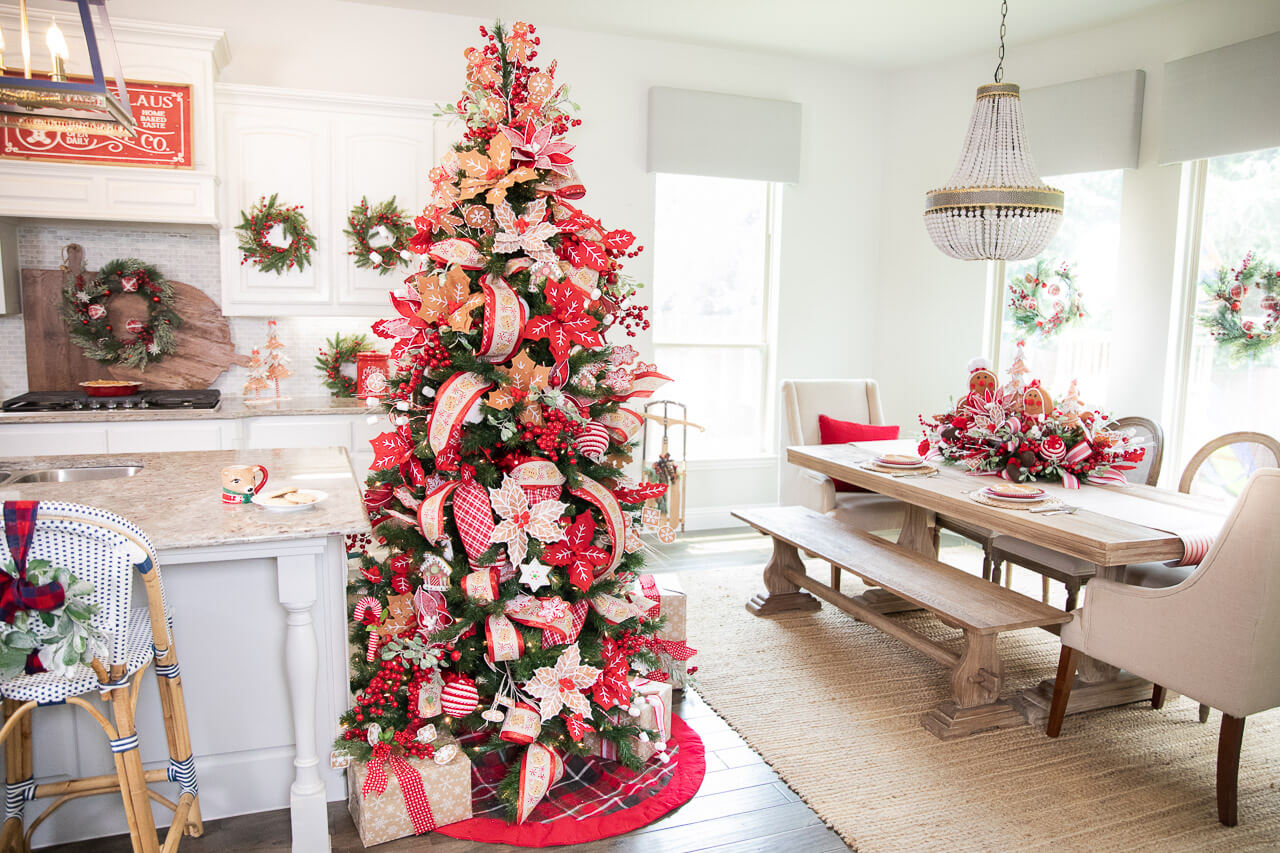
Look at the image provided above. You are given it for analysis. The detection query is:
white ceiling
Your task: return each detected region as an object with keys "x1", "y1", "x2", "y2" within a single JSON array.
[{"x1": 351, "y1": 0, "x2": 1190, "y2": 69}]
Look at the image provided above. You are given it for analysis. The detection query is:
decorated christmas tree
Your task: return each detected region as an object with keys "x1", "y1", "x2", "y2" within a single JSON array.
[
  {"x1": 264, "y1": 319, "x2": 292, "y2": 399},
  {"x1": 243, "y1": 347, "x2": 269, "y2": 400},
  {"x1": 335, "y1": 20, "x2": 679, "y2": 824}
]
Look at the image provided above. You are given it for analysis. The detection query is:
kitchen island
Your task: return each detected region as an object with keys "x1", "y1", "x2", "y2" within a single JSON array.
[{"x1": 0, "y1": 446, "x2": 368, "y2": 852}]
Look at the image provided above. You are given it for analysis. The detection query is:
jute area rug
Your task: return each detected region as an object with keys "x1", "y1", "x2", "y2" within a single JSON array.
[{"x1": 682, "y1": 564, "x2": 1280, "y2": 852}]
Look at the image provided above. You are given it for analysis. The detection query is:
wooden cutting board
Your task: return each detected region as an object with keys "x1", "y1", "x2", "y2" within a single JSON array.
[{"x1": 22, "y1": 244, "x2": 248, "y2": 391}]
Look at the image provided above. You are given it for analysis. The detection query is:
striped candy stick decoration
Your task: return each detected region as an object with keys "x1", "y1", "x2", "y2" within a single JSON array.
[{"x1": 353, "y1": 596, "x2": 383, "y2": 662}]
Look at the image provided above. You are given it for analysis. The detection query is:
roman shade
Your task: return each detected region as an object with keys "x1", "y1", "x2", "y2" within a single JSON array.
[
  {"x1": 647, "y1": 86, "x2": 801, "y2": 183},
  {"x1": 1021, "y1": 71, "x2": 1145, "y2": 176},
  {"x1": 1159, "y1": 32, "x2": 1280, "y2": 164}
]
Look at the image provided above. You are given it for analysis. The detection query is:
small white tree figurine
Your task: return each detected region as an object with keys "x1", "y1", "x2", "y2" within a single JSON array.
[
  {"x1": 264, "y1": 319, "x2": 292, "y2": 401},
  {"x1": 1005, "y1": 339, "x2": 1031, "y2": 394},
  {"x1": 1057, "y1": 378, "x2": 1085, "y2": 428},
  {"x1": 243, "y1": 347, "x2": 269, "y2": 400}
]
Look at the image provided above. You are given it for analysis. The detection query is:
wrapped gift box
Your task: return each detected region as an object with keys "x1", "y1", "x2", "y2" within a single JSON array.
[
  {"x1": 347, "y1": 733, "x2": 472, "y2": 847},
  {"x1": 584, "y1": 677, "x2": 673, "y2": 763},
  {"x1": 629, "y1": 573, "x2": 694, "y2": 688}
]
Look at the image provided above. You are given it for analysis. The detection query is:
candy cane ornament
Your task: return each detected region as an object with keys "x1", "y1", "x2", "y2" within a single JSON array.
[{"x1": 353, "y1": 596, "x2": 384, "y2": 661}]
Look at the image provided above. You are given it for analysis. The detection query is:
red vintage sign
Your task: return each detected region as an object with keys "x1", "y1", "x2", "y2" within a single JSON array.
[{"x1": 0, "y1": 77, "x2": 193, "y2": 169}]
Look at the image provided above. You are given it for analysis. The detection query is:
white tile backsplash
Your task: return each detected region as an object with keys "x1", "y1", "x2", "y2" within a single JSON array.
[{"x1": 2, "y1": 220, "x2": 381, "y2": 400}]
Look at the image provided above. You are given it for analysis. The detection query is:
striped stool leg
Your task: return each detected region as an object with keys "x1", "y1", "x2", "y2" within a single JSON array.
[
  {"x1": 1, "y1": 699, "x2": 32, "y2": 853},
  {"x1": 106, "y1": 671, "x2": 160, "y2": 853},
  {"x1": 153, "y1": 646, "x2": 202, "y2": 836}
]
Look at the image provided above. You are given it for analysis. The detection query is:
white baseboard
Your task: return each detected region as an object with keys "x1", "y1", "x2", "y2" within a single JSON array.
[{"x1": 681, "y1": 502, "x2": 776, "y2": 532}]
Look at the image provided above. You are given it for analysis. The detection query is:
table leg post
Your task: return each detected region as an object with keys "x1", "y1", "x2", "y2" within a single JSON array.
[
  {"x1": 276, "y1": 553, "x2": 332, "y2": 853},
  {"x1": 747, "y1": 538, "x2": 820, "y2": 616},
  {"x1": 922, "y1": 630, "x2": 1026, "y2": 739}
]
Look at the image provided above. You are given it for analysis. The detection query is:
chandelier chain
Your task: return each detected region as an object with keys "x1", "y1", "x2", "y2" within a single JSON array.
[{"x1": 995, "y1": 0, "x2": 1008, "y2": 83}]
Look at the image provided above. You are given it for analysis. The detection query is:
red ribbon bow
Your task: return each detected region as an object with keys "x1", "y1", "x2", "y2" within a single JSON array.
[
  {"x1": 362, "y1": 743, "x2": 437, "y2": 835},
  {"x1": 1, "y1": 502, "x2": 66, "y2": 625}
]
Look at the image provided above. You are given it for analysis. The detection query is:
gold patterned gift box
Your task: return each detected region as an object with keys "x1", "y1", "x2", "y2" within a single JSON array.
[
  {"x1": 584, "y1": 677, "x2": 673, "y2": 763},
  {"x1": 347, "y1": 733, "x2": 472, "y2": 847},
  {"x1": 630, "y1": 573, "x2": 694, "y2": 688}
]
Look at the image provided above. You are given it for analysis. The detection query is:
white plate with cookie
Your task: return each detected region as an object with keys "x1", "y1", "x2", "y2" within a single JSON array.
[{"x1": 253, "y1": 487, "x2": 328, "y2": 512}]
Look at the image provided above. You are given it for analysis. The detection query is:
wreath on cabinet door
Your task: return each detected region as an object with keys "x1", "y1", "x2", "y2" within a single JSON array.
[
  {"x1": 1199, "y1": 252, "x2": 1280, "y2": 363},
  {"x1": 344, "y1": 196, "x2": 415, "y2": 275},
  {"x1": 61, "y1": 258, "x2": 182, "y2": 369},
  {"x1": 1006, "y1": 259, "x2": 1086, "y2": 339},
  {"x1": 234, "y1": 193, "x2": 316, "y2": 275}
]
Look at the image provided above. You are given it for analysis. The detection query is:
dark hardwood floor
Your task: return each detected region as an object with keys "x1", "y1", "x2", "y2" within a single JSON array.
[{"x1": 44, "y1": 533, "x2": 848, "y2": 852}]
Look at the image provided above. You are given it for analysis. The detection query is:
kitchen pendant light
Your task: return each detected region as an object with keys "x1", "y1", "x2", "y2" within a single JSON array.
[
  {"x1": 924, "y1": 0, "x2": 1062, "y2": 261},
  {"x1": 0, "y1": 0, "x2": 135, "y2": 138}
]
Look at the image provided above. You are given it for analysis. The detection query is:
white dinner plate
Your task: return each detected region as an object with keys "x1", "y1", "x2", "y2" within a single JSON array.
[
  {"x1": 252, "y1": 488, "x2": 328, "y2": 512},
  {"x1": 982, "y1": 485, "x2": 1045, "y2": 501},
  {"x1": 875, "y1": 455, "x2": 927, "y2": 468}
]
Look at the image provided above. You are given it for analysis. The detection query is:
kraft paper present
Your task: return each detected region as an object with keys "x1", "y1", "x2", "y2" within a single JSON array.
[
  {"x1": 584, "y1": 677, "x2": 673, "y2": 763},
  {"x1": 347, "y1": 733, "x2": 472, "y2": 847},
  {"x1": 632, "y1": 573, "x2": 691, "y2": 688}
]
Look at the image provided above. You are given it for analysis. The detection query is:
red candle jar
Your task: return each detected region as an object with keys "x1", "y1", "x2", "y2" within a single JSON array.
[{"x1": 356, "y1": 351, "x2": 391, "y2": 398}]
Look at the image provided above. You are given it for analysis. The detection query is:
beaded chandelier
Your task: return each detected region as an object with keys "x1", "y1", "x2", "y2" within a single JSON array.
[{"x1": 924, "y1": 1, "x2": 1063, "y2": 261}]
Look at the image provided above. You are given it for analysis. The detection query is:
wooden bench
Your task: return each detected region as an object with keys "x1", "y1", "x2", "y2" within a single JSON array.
[{"x1": 733, "y1": 505, "x2": 1072, "y2": 739}]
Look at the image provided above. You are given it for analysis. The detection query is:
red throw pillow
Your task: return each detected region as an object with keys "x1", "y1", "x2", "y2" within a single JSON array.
[{"x1": 817, "y1": 415, "x2": 900, "y2": 492}]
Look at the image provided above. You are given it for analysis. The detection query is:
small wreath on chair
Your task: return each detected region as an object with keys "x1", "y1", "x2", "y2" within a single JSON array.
[
  {"x1": 61, "y1": 259, "x2": 181, "y2": 369},
  {"x1": 315, "y1": 333, "x2": 372, "y2": 398},
  {"x1": 235, "y1": 193, "x2": 316, "y2": 275},
  {"x1": 1199, "y1": 252, "x2": 1280, "y2": 363},
  {"x1": 1007, "y1": 259, "x2": 1086, "y2": 339},
  {"x1": 0, "y1": 556, "x2": 104, "y2": 681},
  {"x1": 344, "y1": 196, "x2": 415, "y2": 275}
]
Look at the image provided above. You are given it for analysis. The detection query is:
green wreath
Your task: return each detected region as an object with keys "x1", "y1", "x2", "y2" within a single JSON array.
[
  {"x1": 344, "y1": 196, "x2": 414, "y2": 275},
  {"x1": 61, "y1": 259, "x2": 181, "y2": 369},
  {"x1": 1199, "y1": 252, "x2": 1280, "y2": 363},
  {"x1": 235, "y1": 193, "x2": 316, "y2": 275},
  {"x1": 315, "y1": 333, "x2": 372, "y2": 397},
  {"x1": 1007, "y1": 259, "x2": 1085, "y2": 339},
  {"x1": 0, "y1": 557, "x2": 104, "y2": 681}
]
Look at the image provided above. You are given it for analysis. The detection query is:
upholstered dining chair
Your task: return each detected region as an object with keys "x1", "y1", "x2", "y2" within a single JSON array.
[
  {"x1": 779, "y1": 379, "x2": 905, "y2": 587},
  {"x1": 988, "y1": 415, "x2": 1166, "y2": 610},
  {"x1": 1045, "y1": 468, "x2": 1280, "y2": 826},
  {"x1": 0, "y1": 502, "x2": 201, "y2": 853}
]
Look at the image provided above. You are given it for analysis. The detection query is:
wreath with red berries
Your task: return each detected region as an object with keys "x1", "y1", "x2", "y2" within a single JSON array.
[
  {"x1": 60, "y1": 259, "x2": 181, "y2": 369},
  {"x1": 1199, "y1": 252, "x2": 1280, "y2": 363},
  {"x1": 235, "y1": 193, "x2": 316, "y2": 275},
  {"x1": 344, "y1": 196, "x2": 414, "y2": 275},
  {"x1": 315, "y1": 333, "x2": 372, "y2": 398},
  {"x1": 1007, "y1": 259, "x2": 1085, "y2": 339}
]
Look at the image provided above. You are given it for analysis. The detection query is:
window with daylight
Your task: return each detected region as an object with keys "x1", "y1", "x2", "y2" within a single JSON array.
[
  {"x1": 995, "y1": 170, "x2": 1124, "y2": 404},
  {"x1": 652, "y1": 173, "x2": 780, "y2": 460},
  {"x1": 1171, "y1": 146, "x2": 1280, "y2": 489}
]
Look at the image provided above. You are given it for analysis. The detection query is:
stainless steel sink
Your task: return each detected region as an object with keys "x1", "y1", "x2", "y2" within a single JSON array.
[{"x1": 11, "y1": 465, "x2": 143, "y2": 484}]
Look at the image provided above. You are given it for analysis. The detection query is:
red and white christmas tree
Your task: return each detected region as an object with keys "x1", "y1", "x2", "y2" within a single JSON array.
[
  {"x1": 264, "y1": 319, "x2": 292, "y2": 400},
  {"x1": 243, "y1": 347, "x2": 269, "y2": 400},
  {"x1": 1005, "y1": 339, "x2": 1031, "y2": 393},
  {"x1": 334, "y1": 20, "x2": 685, "y2": 824}
]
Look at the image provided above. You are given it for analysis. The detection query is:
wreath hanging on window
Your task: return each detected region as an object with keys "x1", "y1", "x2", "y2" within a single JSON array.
[
  {"x1": 235, "y1": 193, "x2": 316, "y2": 275},
  {"x1": 344, "y1": 196, "x2": 415, "y2": 275},
  {"x1": 1006, "y1": 259, "x2": 1086, "y2": 339},
  {"x1": 315, "y1": 333, "x2": 372, "y2": 398},
  {"x1": 61, "y1": 258, "x2": 181, "y2": 369},
  {"x1": 1199, "y1": 252, "x2": 1280, "y2": 363}
]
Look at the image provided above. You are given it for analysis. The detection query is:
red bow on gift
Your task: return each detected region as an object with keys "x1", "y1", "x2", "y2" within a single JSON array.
[{"x1": 362, "y1": 743, "x2": 438, "y2": 835}]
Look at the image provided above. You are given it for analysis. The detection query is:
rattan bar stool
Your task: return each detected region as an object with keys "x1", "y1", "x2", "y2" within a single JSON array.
[{"x1": 0, "y1": 501, "x2": 201, "y2": 853}]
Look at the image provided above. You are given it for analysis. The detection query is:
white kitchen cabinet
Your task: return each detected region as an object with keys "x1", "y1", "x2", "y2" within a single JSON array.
[
  {"x1": 244, "y1": 415, "x2": 353, "y2": 450},
  {"x1": 1, "y1": 425, "x2": 109, "y2": 456},
  {"x1": 105, "y1": 420, "x2": 236, "y2": 453},
  {"x1": 216, "y1": 85, "x2": 440, "y2": 316}
]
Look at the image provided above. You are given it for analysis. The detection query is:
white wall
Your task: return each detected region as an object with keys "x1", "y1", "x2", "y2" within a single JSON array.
[
  {"x1": 99, "y1": 0, "x2": 887, "y2": 517},
  {"x1": 872, "y1": 0, "x2": 1280, "y2": 432}
]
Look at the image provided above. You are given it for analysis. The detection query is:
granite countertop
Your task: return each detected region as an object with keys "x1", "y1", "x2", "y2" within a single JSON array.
[
  {"x1": 0, "y1": 446, "x2": 370, "y2": 551},
  {"x1": 0, "y1": 395, "x2": 384, "y2": 424}
]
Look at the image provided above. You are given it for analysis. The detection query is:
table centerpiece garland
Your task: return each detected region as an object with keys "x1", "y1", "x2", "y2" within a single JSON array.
[
  {"x1": 315, "y1": 333, "x2": 373, "y2": 397},
  {"x1": 235, "y1": 193, "x2": 316, "y2": 274},
  {"x1": 345, "y1": 196, "x2": 415, "y2": 274},
  {"x1": 1006, "y1": 258, "x2": 1085, "y2": 339},
  {"x1": 1198, "y1": 252, "x2": 1280, "y2": 363},
  {"x1": 919, "y1": 352, "x2": 1144, "y2": 488},
  {"x1": 60, "y1": 258, "x2": 181, "y2": 369}
]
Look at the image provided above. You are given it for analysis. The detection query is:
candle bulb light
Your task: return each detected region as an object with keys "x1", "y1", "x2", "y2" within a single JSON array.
[
  {"x1": 46, "y1": 19, "x2": 68, "y2": 82},
  {"x1": 0, "y1": 25, "x2": 7, "y2": 75}
]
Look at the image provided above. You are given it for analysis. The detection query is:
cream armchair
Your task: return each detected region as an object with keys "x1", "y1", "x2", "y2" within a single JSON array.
[
  {"x1": 778, "y1": 379, "x2": 904, "y2": 533},
  {"x1": 1046, "y1": 468, "x2": 1280, "y2": 826}
]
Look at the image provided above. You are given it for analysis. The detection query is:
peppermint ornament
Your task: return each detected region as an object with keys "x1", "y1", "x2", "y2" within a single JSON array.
[{"x1": 440, "y1": 674, "x2": 480, "y2": 717}]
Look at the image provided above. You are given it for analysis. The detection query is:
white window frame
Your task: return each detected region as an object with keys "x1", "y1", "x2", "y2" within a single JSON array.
[{"x1": 652, "y1": 179, "x2": 783, "y2": 462}]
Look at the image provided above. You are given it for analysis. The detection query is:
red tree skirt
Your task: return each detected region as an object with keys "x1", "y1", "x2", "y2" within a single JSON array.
[{"x1": 436, "y1": 714, "x2": 705, "y2": 847}]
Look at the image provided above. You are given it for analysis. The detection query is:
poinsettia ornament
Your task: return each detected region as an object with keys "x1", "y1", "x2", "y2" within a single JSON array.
[
  {"x1": 371, "y1": 283, "x2": 430, "y2": 358},
  {"x1": 542, "y1": 511, "x2": 610, "y2": 592},
  {"x1": 493, "y1": 197, "x2": 559, "y2": 262},
  {"x1": 415, "y1": 266, "x2": 484, "y2": 332},
  {"x1": 500, "y1": 119, "x2": 576, "y2": 175},
  {"x1": 523, "y1": 643, "x2": 600, "y2": 721},
  {"x1": 457, "y1": 132, "x2": 538, "y2": 205},
  {"x1": 525, "y1": 278, "x2": 604, "y2": 361},
  {"x1": 489, "y1": 475, "x2": 567, "y2": 567}
]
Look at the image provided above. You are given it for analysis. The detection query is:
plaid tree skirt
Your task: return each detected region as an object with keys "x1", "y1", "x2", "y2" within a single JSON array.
[{"x1": 436, "y1": 715, "x2": 705, "y2": 847}]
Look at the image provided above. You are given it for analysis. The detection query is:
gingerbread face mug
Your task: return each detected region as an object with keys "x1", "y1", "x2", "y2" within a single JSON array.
[{"x1": 221, "y1": 464, "x2": 269, "y2": 504}]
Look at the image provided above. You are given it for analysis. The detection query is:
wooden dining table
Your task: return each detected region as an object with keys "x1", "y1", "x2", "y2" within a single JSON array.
[{"x1": 782, "y1": 439, "x2": 1232, "y2": 722}]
